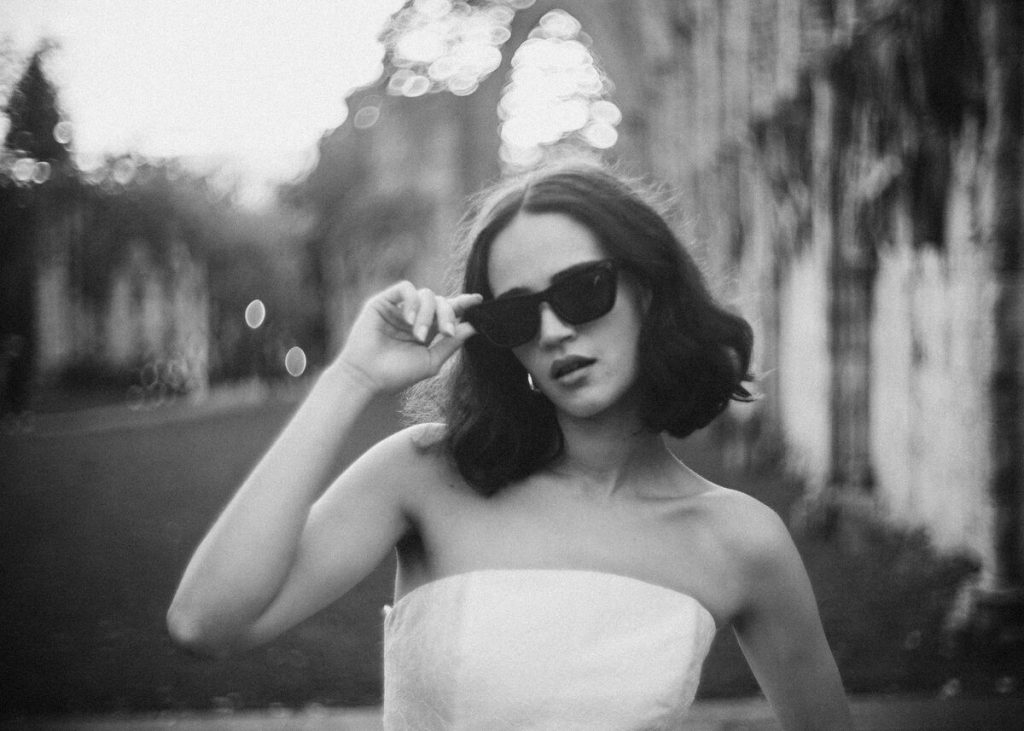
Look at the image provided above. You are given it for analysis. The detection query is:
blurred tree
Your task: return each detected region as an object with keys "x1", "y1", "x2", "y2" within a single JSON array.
[
  {"x1": 3, "y1": 45, "x2": 68, "y2": 164},
  {"x1": 0, "y1": 44, "x2": 72, "y2": 417}
]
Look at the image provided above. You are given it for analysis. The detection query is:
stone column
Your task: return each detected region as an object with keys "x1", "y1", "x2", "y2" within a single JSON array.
[{"x1": 973, "y1": 0, "x2": 1024, "y2": 650}]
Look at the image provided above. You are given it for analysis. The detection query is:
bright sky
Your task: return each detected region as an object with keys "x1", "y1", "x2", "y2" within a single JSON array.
[{"x1": 0, "y1": 0, "x2": 405, "y2": 201}]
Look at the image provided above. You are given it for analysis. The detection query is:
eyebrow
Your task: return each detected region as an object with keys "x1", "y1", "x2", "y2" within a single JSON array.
[{"x1": 494, "y1": 259, "x2": 605, "y2": 299}]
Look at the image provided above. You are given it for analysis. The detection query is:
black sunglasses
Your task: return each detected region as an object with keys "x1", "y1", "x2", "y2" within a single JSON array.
[{"x1": 464, "y1": 259, "x2": 620, "y2": 348}]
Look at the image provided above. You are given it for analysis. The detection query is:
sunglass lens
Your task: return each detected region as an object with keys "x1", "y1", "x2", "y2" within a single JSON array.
[
  {"x1": 468, "y1": 299, "x2": 537, "y2": 348},
  {"x1": 550, "y1": 265, "x2": 617, "y2": 324}
]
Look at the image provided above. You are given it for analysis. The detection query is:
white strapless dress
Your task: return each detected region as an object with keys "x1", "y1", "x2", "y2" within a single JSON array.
[{"x1": 382, "y1": 569, "x2": 717, "y2": 730}]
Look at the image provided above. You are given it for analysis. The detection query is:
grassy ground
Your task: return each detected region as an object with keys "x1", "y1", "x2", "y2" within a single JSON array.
[
  {"x1": 0, "y1": 387, "x2": 1017, "y2": 719},
  {"x1": 1, "y1": 389, "x2": 398, "y2": 716}
]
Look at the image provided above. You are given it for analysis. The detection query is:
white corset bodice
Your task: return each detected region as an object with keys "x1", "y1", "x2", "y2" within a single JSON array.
[{"x1": 382, "y1": 569, "x2": 717, "y2": 730}]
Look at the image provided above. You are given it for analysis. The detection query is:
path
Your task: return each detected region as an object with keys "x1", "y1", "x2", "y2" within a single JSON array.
[{"x1": 10, "y1": 695, "x2": 1024, "y2": 730}]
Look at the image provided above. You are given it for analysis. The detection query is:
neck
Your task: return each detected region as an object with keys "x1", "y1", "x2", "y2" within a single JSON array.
[{"x1": 551, "y1": 408, "x2": 674, "y2": 498}]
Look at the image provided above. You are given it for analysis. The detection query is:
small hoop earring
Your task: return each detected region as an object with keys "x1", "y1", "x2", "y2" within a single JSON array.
[{"x1": 527, "y1": 372, "x2": 541, "y2": 393}]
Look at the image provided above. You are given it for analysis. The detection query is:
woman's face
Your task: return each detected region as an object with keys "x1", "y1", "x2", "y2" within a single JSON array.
[{"x1": 486, "y1": 211, "x2": 644, "y2": 422}]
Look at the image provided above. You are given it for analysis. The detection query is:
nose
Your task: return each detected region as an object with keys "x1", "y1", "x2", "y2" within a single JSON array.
[{"x1": 536, "y1": 302, "x2": 575, "y2": 347}]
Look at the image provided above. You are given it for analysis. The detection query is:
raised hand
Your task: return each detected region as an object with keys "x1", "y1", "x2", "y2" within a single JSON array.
[{"x1": 334, "y1": 281, "x2": 482, "y2": 393}]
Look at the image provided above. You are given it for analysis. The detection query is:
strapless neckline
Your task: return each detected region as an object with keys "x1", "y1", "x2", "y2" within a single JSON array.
[
  {"x1": 382, "y1": 567, "x2": 719, "y2": 729},
  {"x1": 390, "y1": 568, "x2": 718, "y2": 631}
]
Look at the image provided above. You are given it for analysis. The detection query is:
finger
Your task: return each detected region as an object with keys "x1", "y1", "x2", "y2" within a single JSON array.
[
  {"x1": 412, "y1": 288, "x2": 437, "y2": 343},
  {"x1": 435, "y1": 296, "x2": 457, "y2": 337},
  {"x1": 450, "y1": 292, "x2": 484, "y2": 317},
  {"x1": 427, "y1": 322, "x2": 473, "y2": 365},
  {"x1": 380, "y1": 280, "x2": 418, "y2": 327},
  {"x1": 451, "y1": 320, "x2": 477, "y2": 342}
]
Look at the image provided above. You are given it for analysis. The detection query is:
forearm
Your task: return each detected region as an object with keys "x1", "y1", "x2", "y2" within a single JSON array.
[{"x1": 167, "y1": 362, "x2": 377, "y2": 650}]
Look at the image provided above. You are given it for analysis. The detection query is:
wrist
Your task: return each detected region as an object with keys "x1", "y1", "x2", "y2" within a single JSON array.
[{"x1": 321, "y1": 356, "x2": 383, "y2": 398}]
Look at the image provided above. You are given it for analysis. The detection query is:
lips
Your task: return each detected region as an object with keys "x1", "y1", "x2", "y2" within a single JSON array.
[{"x1": 550, "y1": 356, "x2": 596, "y2": 380}]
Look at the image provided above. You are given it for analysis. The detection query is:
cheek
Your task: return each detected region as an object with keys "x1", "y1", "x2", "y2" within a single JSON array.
[
  {"x1": 612, "y1": 300, "x2": 645, "y2": 376},
  {"x1": 611, "y1": 287, "x2": 645, "y2": 346}
]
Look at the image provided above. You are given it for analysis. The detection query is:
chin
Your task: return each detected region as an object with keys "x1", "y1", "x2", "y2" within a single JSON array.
[
  {"x1": 556, "y1": 402, "x2": 609, "y2": 421},
  {"x1": 551, "y1": 386, "x2": 637, "y2": 422}
]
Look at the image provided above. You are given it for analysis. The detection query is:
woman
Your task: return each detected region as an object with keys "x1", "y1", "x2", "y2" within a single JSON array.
[{"x1": 168, "y1": 162, "x2": 852, "y2": 729}]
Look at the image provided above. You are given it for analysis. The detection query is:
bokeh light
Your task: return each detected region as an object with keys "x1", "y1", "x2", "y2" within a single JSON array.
[
  {"x1": 284, "y1": 346, "x2": 307, "y2": 377},
  {"x1": 244, "y1": 299, "x2": 266, "y2": 329},
  {"x1": 111, "y1": 157, "x2": 137, "y2": 186},
  {"x1": 381, "y1": 0, "x2": 529, "y2": 98},
  {"x1": 379, "y1": 2, "x2": 617, "y2": 167},
  {"x1": 498, "y1": 10, "x2": 621, "y2": 168},
  {"x1": 12, "y1": 157, "x2": 34, "y2": 183},
  {"x1": 31, "y1": 161, "x2": 52, "y2": 183},
  {"x1": 53, "y1": 120, "x2": 73, "y2": 145},
  {"x1": 128, "y1": 352, "x2": 203, "y2": 411},
  {"x1": 353, "y1": 104, "x2": 381, "y2": 129}
]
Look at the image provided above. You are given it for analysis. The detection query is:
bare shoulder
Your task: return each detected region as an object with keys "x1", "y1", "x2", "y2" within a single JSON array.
[
  {"x1": 356, "y1": 422, "x2": 450, "y2": 479},
  {"x1": 350, "y1": 422, "x2": 465, "y2": 507},
  {"x1": 688, "y1": 485, "x2": 811, "y2": 628},
  {"x1": 698, "y1": 486, "x2": 799, "y2": 571}
]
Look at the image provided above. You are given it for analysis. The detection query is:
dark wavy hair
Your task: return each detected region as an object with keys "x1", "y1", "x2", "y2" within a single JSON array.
[{"x1": 407, "y1": 161, "x2": 754, "y2": 494}]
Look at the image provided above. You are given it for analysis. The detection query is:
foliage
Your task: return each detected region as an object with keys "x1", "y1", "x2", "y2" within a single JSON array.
[
  {"x1": 77, "y1": 156, "x2": 317, "y2": 382},
  {"x1": 827, "y1": 0, "x2": 986, "y2": 251},
  {"x1": 0, "y1": 41, "x2": 321, "y2": 391},
  {"x1": 1, "y1": 43, "x2": 73, "y2": 414},
  {"x1": 2, "y1": 45, "x2": 68, "y2": 165}
]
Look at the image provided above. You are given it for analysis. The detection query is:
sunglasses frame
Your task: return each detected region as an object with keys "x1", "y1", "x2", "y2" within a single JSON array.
[{"x1": 465, "y1": 259, "x2": 621, "y2": 348}]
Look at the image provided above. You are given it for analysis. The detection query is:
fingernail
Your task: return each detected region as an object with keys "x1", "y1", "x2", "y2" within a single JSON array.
[
  {"x1": 414, "y1": 325, "x2": 428, "y2": 342},
  {"x1": 404, "y1": 308, "x2": 415, "y2": 325}
]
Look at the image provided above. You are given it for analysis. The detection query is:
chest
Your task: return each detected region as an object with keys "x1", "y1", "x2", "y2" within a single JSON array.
[{"x1": 402, "y1": 485, "x2": 742, "y2": 627}]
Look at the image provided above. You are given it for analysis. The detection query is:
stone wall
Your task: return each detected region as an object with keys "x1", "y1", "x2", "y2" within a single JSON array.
[{"x1": 614, "y1": 0, "x2": 1019, "y2": 587}]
